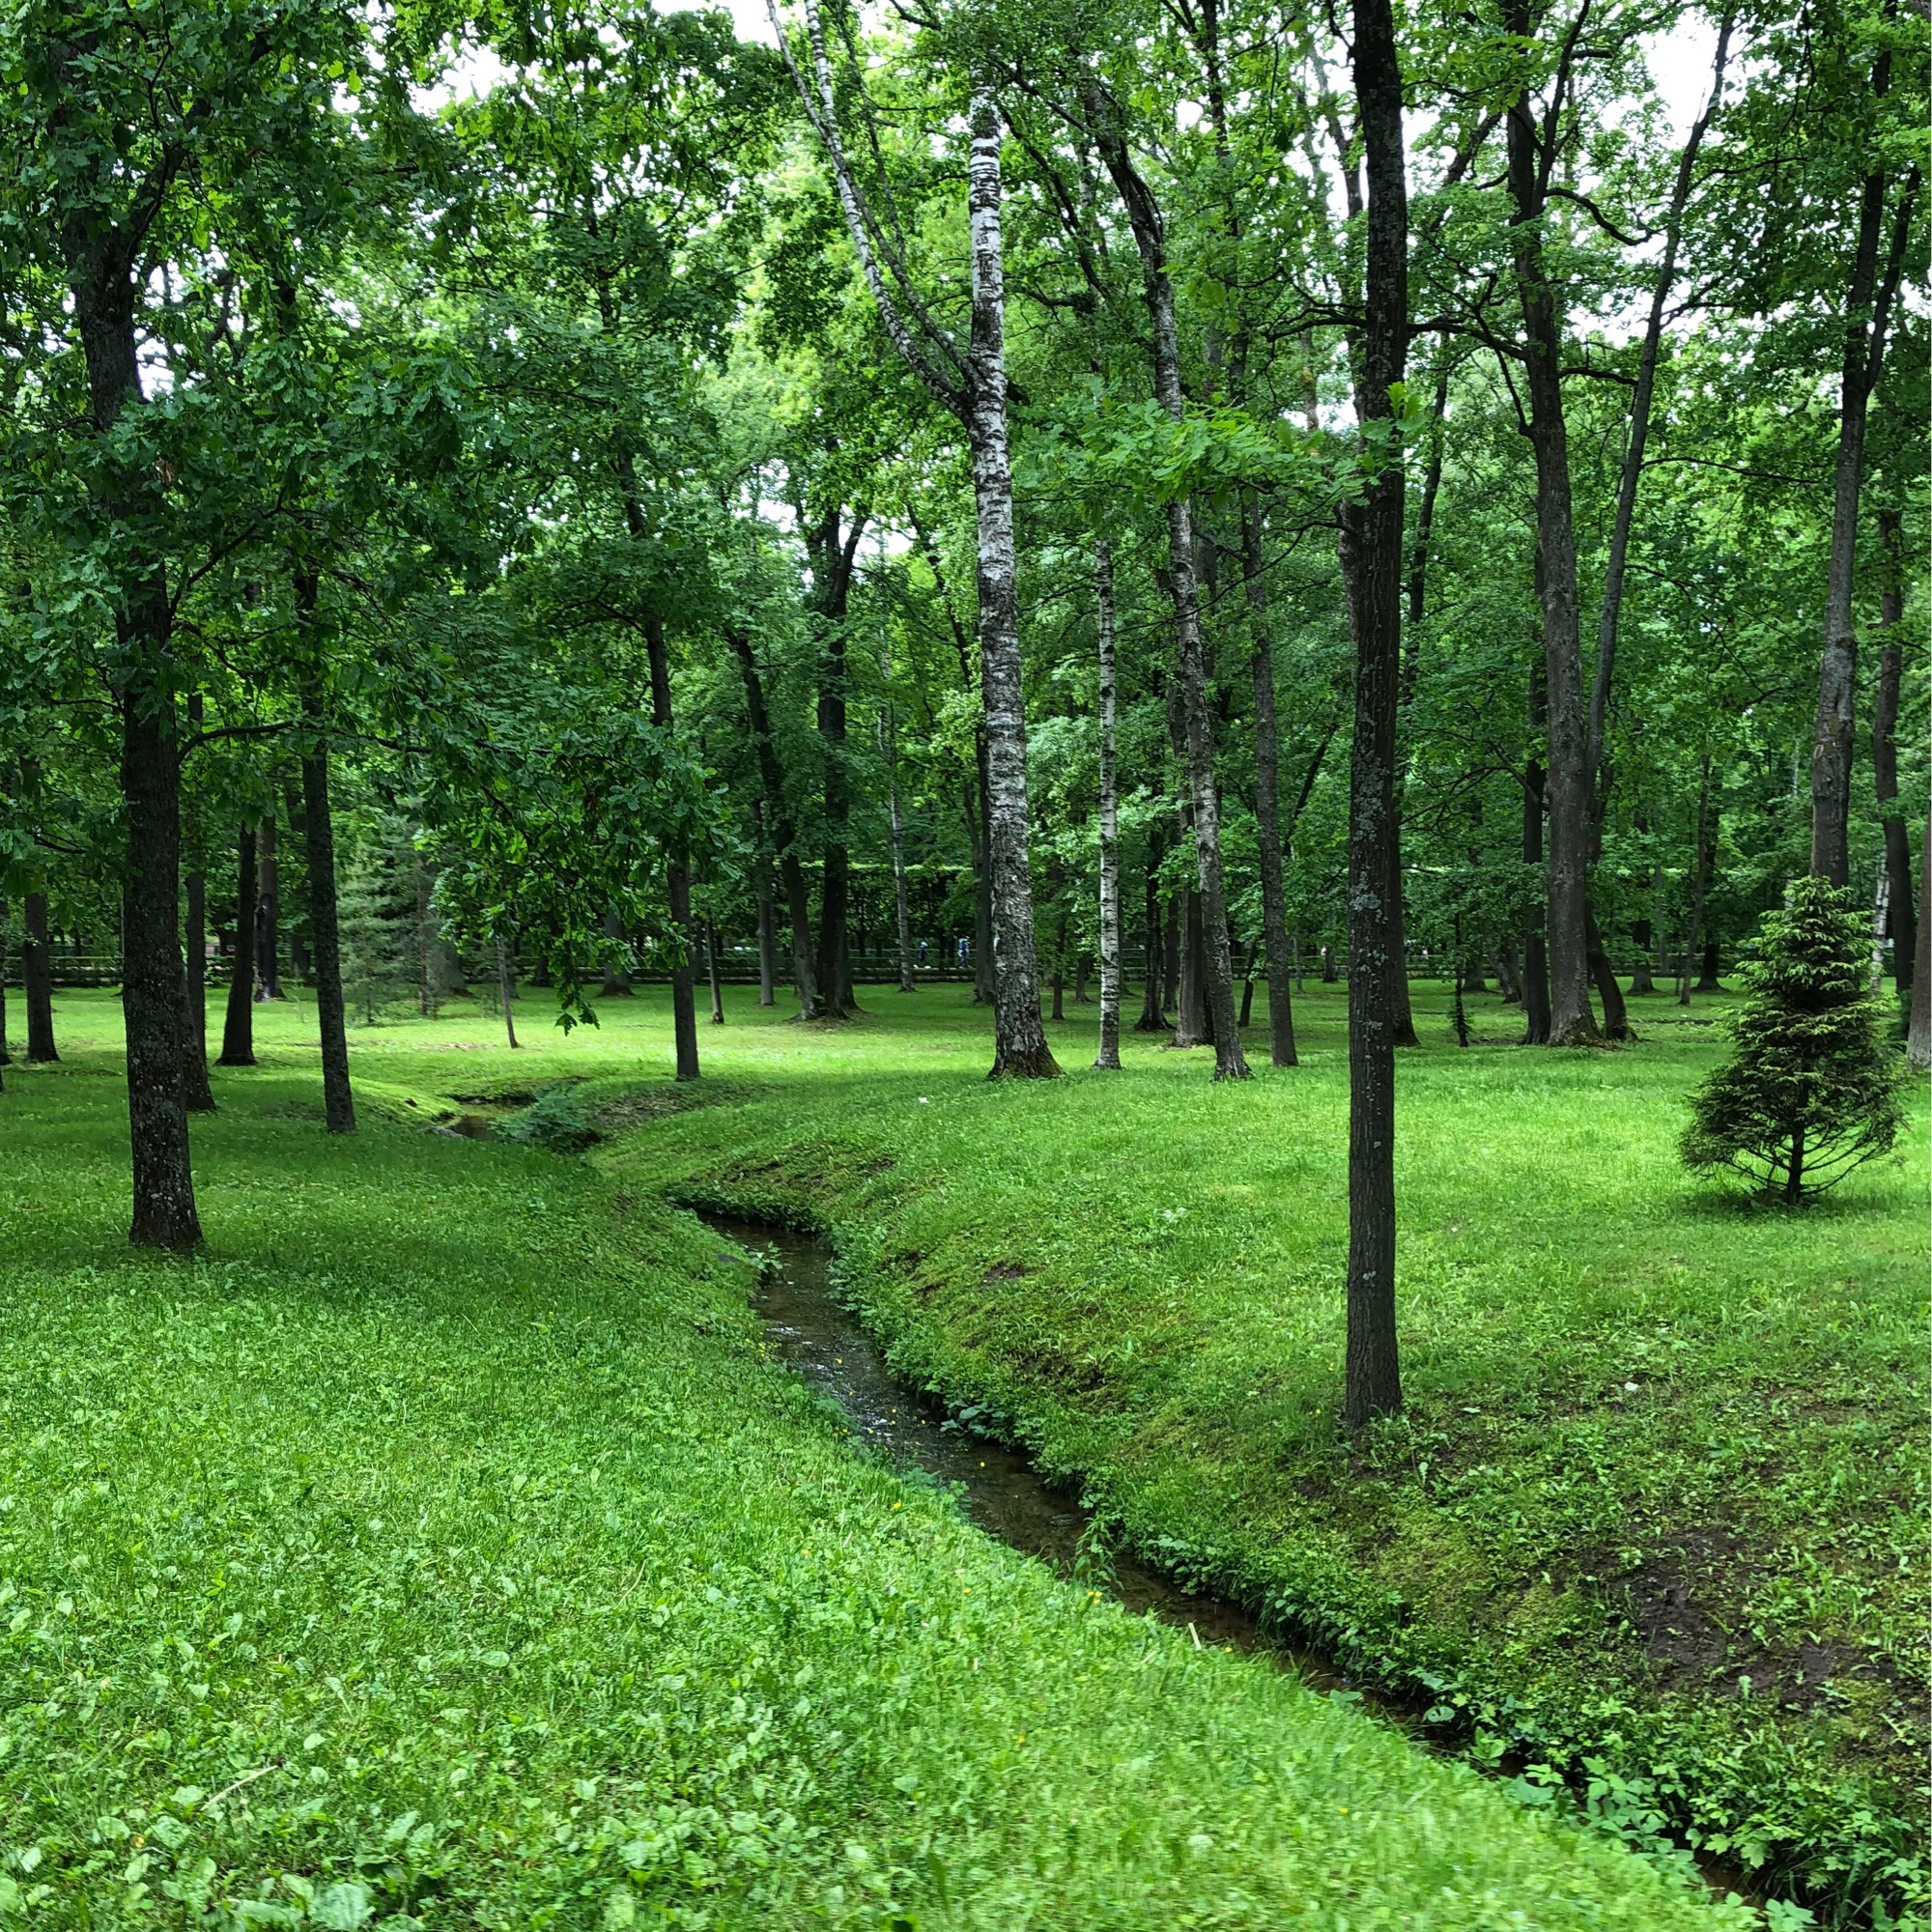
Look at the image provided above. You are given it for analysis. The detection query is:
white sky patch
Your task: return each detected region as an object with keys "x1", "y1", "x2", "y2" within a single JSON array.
[{"x1": 1642, "y1": 14, "x2": 1722, "y2": 143}]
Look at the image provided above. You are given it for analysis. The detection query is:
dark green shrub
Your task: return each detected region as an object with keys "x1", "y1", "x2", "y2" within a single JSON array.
[
  {"x1": 497, "y1": 1083, "x2": 601, "y2": 1153},
  {"x1": 1681, "y1": 876, "x2": 1905, "y2": 1202}
]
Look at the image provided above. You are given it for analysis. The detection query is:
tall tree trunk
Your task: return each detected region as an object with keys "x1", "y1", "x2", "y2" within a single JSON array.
[
  {"x1": 1871, "y1": 507, "x2": 1916, "y2": 993},
  {"x1": 1680, "y1": 759, "x2": 1712, "y2": 1007},
  {"x1": 1195, "y1": 4, "x2": 1291, "y2": 1068},
  {"x1": 1630, "y1": 906, "x2": 1656, "y2": 994},
  {"x1": 1176, "y1": 886, "x2": 1211, "y2": 1047},
  {"x1": 1907, "y1": 811, "x2": 1931, "y2": 1068},
  {"x1": 966, "y1": 96, "x2": 1057, "y2": 1078},
  {"x1": 882, "y1": 677, "x2": 916, "y2": 995},
  {"x1": 1521, "y1": 745, "x2": 1552, "y2": 1044},
  {"x1": 1338, "y1": 0, "x2": 1407, "y2": 1426},
  {"x1": 415, "y1": 863, "x2": 436, "y2": 1017},
  {"x1": 1163, "y1": 891, "x2": 1182, "y2": 1009},
  {"x1": 730, "y1": 628, "x2": 820, "y2": 1017},
  {"x1": 122, "y1": 691, "x2": 202, "y2": 1246},
  {"x1": 0, "y1": 896, "x2": 11, "y2": 1065},
  {"x1": 1384, "y1": 359, "x2": 1454, "y2": 1056},
  {"x1": 1166, "y1": 692, "x2": 1208, "y2": 1050},
  {"x1": 255, "y1": 813, "x2": 282, "y2": 1000},
  {"x1": 1094, "y1": 539, "x2": 1122, "y2": 1067},
  {"x1": 178, "y1": 864, "x2": 214, "y2": 1114},
  {"x1": 185, "y1": 863, "x2": 209, "y2": 1074},
  {"x1": 1505, "y1": 37, "x2": 1596, "y2": 1046},
  {"x1": 1241, "y1": 499, "x2": 1296, "y2": 1065},
  {"x1": 753, "y1": 805, "x2": 779, "y2": 1009},
  {"x1": 285, "y1": 777, "x2": 313, "y2": 986},
  {"x1": 812, "y1": 509, "x2": 865, "y2": 1016},
  {"x1": 1588, "y1": 18, "x2": 1734, "y2": 992},
  {"x1": 647, "y1": 615, "x2": 700, "y2": 1080},
  {"x1": 1584, "y1": 902, "x2": 1630, "y2": 1041},
  {"x1": 299, "y1": 641, "x2": 355, "y2": 1134},
  {"x1": 1810, "y1": 46, "x2": 1918, "y2": 886},
  {"x1": 22, "y1": 891, "x2": 56, "y2": 1063},
  {"x1": 219, "y1": 826, "x2": 257, "y2": 1066},
  {"x1": 918, "y1": 528, "x2": 999, "y2": 1012},
  {"x1": 1136, "y1": 838, "x2": 1167, "y2": 1032},
  {"x1": 64, "y1": 211, "x2": 200, "y2": 1243},
  {"x1": 971, "y1": 774, "x2": 996, "y2": 1004},
  {"x1": 182, "y1": 695, "x2": 209, "y2": 1088},
  {"x1": 1091, "y1": 90, "x2": 1246, "y2": 1078}
]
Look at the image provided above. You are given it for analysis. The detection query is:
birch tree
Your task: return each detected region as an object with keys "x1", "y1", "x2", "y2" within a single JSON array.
[{"x1": 768, "y1": 0, "x2": 1057, "y2": 1075}]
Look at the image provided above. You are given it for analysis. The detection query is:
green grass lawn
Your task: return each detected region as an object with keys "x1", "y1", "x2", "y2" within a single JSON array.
[
  {"x1": 242, "y1": 968, "x2": 1919, "y2": 1926},
  {"x1": 0, "y1": 986, "x2": 1778, "y2": 1930}
]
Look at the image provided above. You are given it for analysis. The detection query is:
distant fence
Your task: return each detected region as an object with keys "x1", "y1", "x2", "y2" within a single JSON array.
[{"x1": 29, "y1": 944, "x2": 1387, "y2": 991}]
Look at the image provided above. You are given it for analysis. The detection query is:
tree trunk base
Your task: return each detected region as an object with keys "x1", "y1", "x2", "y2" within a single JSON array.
[
  {"x1": 988, "y1": 1043, "x2": 1061, "y2": 1079},
  {"x1": 1548, "y1": 1013, "x2": 1603, "y2": 1047}
]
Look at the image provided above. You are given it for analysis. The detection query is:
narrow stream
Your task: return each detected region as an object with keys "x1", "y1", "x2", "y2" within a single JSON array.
[
  {"x1": 699, "y1": 1208, "x2": 1768, "y2": 1915},
  {"x1": 702, "y1": 1211, "x2": 1352, "y2": 1680}
]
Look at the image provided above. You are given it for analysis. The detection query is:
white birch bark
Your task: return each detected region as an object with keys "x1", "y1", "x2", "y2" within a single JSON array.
[
  {"x1": 966, "y1": 94, "x2": 1055, "y2": 1074},
  {"x1": 1869, "y1": 857, "x2": 1890, "y2": 996},
  {"x1": 1094, "y1": 538, "x2": 1121, "y2": 1068}
]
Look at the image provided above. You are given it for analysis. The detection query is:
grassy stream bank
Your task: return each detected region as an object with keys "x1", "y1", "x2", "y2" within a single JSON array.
[
  {"x1": 0, "y1": 985, "x2": 1918, "y2": 1926},
  {"x1": 590, "y1": 985, "x2": 1925, "y2": 1923},
  {"x1": 0, "y1": 993, "x2": 1752, "y2": 1931}
]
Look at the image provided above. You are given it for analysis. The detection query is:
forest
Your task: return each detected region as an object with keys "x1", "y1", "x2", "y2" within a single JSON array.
[{"x1": 0, "y1": 0, "x2": 1926, "y2": 1925}]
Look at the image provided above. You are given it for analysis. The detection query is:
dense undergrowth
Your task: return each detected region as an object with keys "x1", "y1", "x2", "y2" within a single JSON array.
[{"x1": 0, "y1": 991, "x2": 1767, "y2": 1928}]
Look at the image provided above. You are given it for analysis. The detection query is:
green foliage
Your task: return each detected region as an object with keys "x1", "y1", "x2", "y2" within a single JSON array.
[
  {"x1": 1682, "y1": 879, "x2": 1907, "y2": 1202},
  {"x1": 497, "y1": 1081, "x2": 602, "y2": 1152},
  {"x1": 0, "y1": 997, "x2": 1755, "y2": 1929}
]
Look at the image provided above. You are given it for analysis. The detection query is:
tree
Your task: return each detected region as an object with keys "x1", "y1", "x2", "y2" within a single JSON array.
[
  {"x1": 1093, "y1": 539, "x2": 1122, "y2": 1069},
  {"x1": 3, "y1": 0, "x2": 393, "y2": 1245},
  {"x1": 1337, "y1": 0, "x2": 1408, "y2": 1427},
  {"x1": 768, "y1": 2, "x2": 1057, "y2": 1077},
  {"x1": 1682, "y1": 876, "x2": 1905, "y2": 1202},
  {"x1": 1804, "y1": 28, "x2": 1922, "y2": 886},
  {"x1": 338, "y1": 817, "x2": 416, "y2": 1025},
  {"x1": 1085, "y1": 79, "x2": 1248, "y2": 1082}
]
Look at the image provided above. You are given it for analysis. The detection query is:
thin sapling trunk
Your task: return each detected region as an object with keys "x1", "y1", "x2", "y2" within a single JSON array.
[
  {"x1": 219, "y1": 826, "x2": 257, "y2": 1065},
  {"x1": 1094, "y1": 539, "x2": 1122, "y2": 1067}
]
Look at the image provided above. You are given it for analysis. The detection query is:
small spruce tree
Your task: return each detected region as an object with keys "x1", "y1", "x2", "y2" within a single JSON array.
[
  {"x1": 338, "y1": 818, "x2": 416, "y2": 1024},
  {"x1": 1681, "y1": 876, "x2": 1905, "y2": 1203}
]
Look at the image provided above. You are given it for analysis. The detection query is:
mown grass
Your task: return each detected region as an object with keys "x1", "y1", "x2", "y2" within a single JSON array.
[
  {"x1": 431, "y1": 974, "x2": 1924, "y2": 1926},
  {"x1": 0, "y1": 989, "x2": 1768, "y2": 1928}
]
